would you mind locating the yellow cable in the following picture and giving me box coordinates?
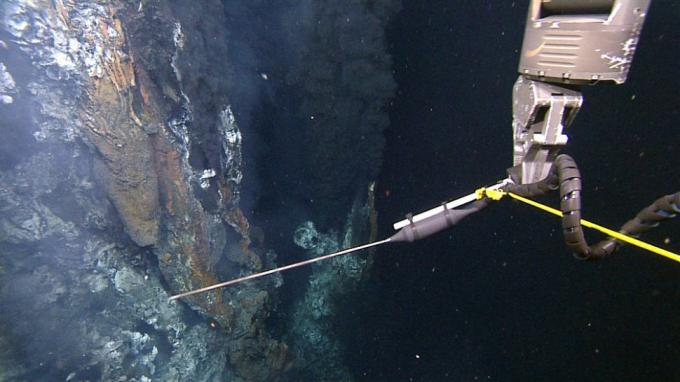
[475,187,680,264]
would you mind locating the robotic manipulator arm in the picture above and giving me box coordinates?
[511,0,651,184]
[391,0,654,245]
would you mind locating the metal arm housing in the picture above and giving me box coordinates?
[511,0,651,185]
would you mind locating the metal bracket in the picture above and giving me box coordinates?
[511,76,582,184]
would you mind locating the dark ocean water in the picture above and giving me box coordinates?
[343,1,680,381]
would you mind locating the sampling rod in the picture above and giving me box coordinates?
[168,238,392,301]
[169,187,489,301]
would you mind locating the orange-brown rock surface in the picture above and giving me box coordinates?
[74,9,160,247]
[42,1,286,379]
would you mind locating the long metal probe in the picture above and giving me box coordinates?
[168,238,392,301]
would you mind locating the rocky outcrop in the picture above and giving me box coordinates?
[0,0,397,380]
[287,184,379,381]
[0,139,230,381]
[1,0,287,380]
[4,1,160,247]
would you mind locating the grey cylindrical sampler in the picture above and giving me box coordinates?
[390,200,488,243]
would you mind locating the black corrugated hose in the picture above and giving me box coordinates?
[504,154,679,260]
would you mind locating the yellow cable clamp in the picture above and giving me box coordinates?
[476,187,505,201]
[476,187,680,264]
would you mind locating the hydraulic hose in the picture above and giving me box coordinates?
[505,154,679,260]
[588,190,680,260]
